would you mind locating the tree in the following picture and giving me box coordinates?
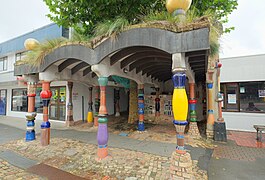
[44,0,238,35]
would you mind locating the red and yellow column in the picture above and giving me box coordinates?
[40,81,52,146]
[87,87,93,125]
[25,82,37,141]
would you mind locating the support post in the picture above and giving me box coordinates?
[138,84,145,131]
[87,87,93,125]
[171,53,188,154]
[114,88,120,117]
[155,88,160,117]
[94,86,100,127]
[170,53,194,180]
[66,81,74,126]
[188,82,200,138]
[206,69,215,139]
[214,62,227,141]
[25,82,37,141]
[97,77,109,160]
[40,81,52,146]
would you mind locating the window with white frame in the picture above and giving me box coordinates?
[15,52,26,61]
[0,56,7,72]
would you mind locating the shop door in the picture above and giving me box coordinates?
[0,90,7,115]
[49,87,66,121]
[225,83,239,111]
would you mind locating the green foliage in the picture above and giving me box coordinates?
[94,17,130,37]
[44,0,237,35]
[192,0,238,33]
[19,0,235,66]
[44,0,165,35]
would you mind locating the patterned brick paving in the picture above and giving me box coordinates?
[213,145,265,161]
[213,131,265,161]
[228,131,265,148]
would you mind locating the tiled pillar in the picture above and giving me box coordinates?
[189,83,197,122]
[188,82,200,138]
[66,82,74,126]
[138,84,145,131]
[172,71,188,154]
[155,88,160,117]
[94,86,100,127]
[97,77,109,159]
[40,81,52,146]
[114,88,120,117]
[206,70,215,139]
[216,62,224,122]
[87,87,93,125]
[25,82,37,141]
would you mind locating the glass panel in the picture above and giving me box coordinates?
[49,105,58,119]
[35,88,43,113]
[59,87,66,103]
[12,89,27,112]
[0,90,6,115]
[220,84,225,109]
[240,82,265,112]
[0,60,3,71]
[50,88,59,104]
[49,86,66,120]
[226,83,238,111]
[59,105,66,120]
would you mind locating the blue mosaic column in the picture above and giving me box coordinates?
[138,84,145,131]
[25,82,37,141]
[155,88,160,117]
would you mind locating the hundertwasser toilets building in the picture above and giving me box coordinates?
[0,2,264,176]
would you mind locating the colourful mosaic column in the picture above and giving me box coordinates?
[189,83,197,122]
[155,88,160,117]
[97,77,109,159]
[40,81,52,146]
[138,84,145,131]
[87,87,93,124]
[114,88,120,117]
[207,69,214,130]
[216,62,224,122]
[94,86,100,127]
[66,82,74,126]
[172,71,188,154]
[25,82,37,141]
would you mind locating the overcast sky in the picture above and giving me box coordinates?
[0,0,264,58]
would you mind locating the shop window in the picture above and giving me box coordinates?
[0,56,7,72]
[221,82,265,113]
[35,88,43,113]
[221,83,239,112]
[239,82,265,112]
[15,52,27,61]
[12,89,28,112]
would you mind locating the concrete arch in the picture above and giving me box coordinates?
[94,28,209,63]
[40,44,95,72]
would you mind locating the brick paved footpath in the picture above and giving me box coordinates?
[1,138,207,180]
[0,158,44,180]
